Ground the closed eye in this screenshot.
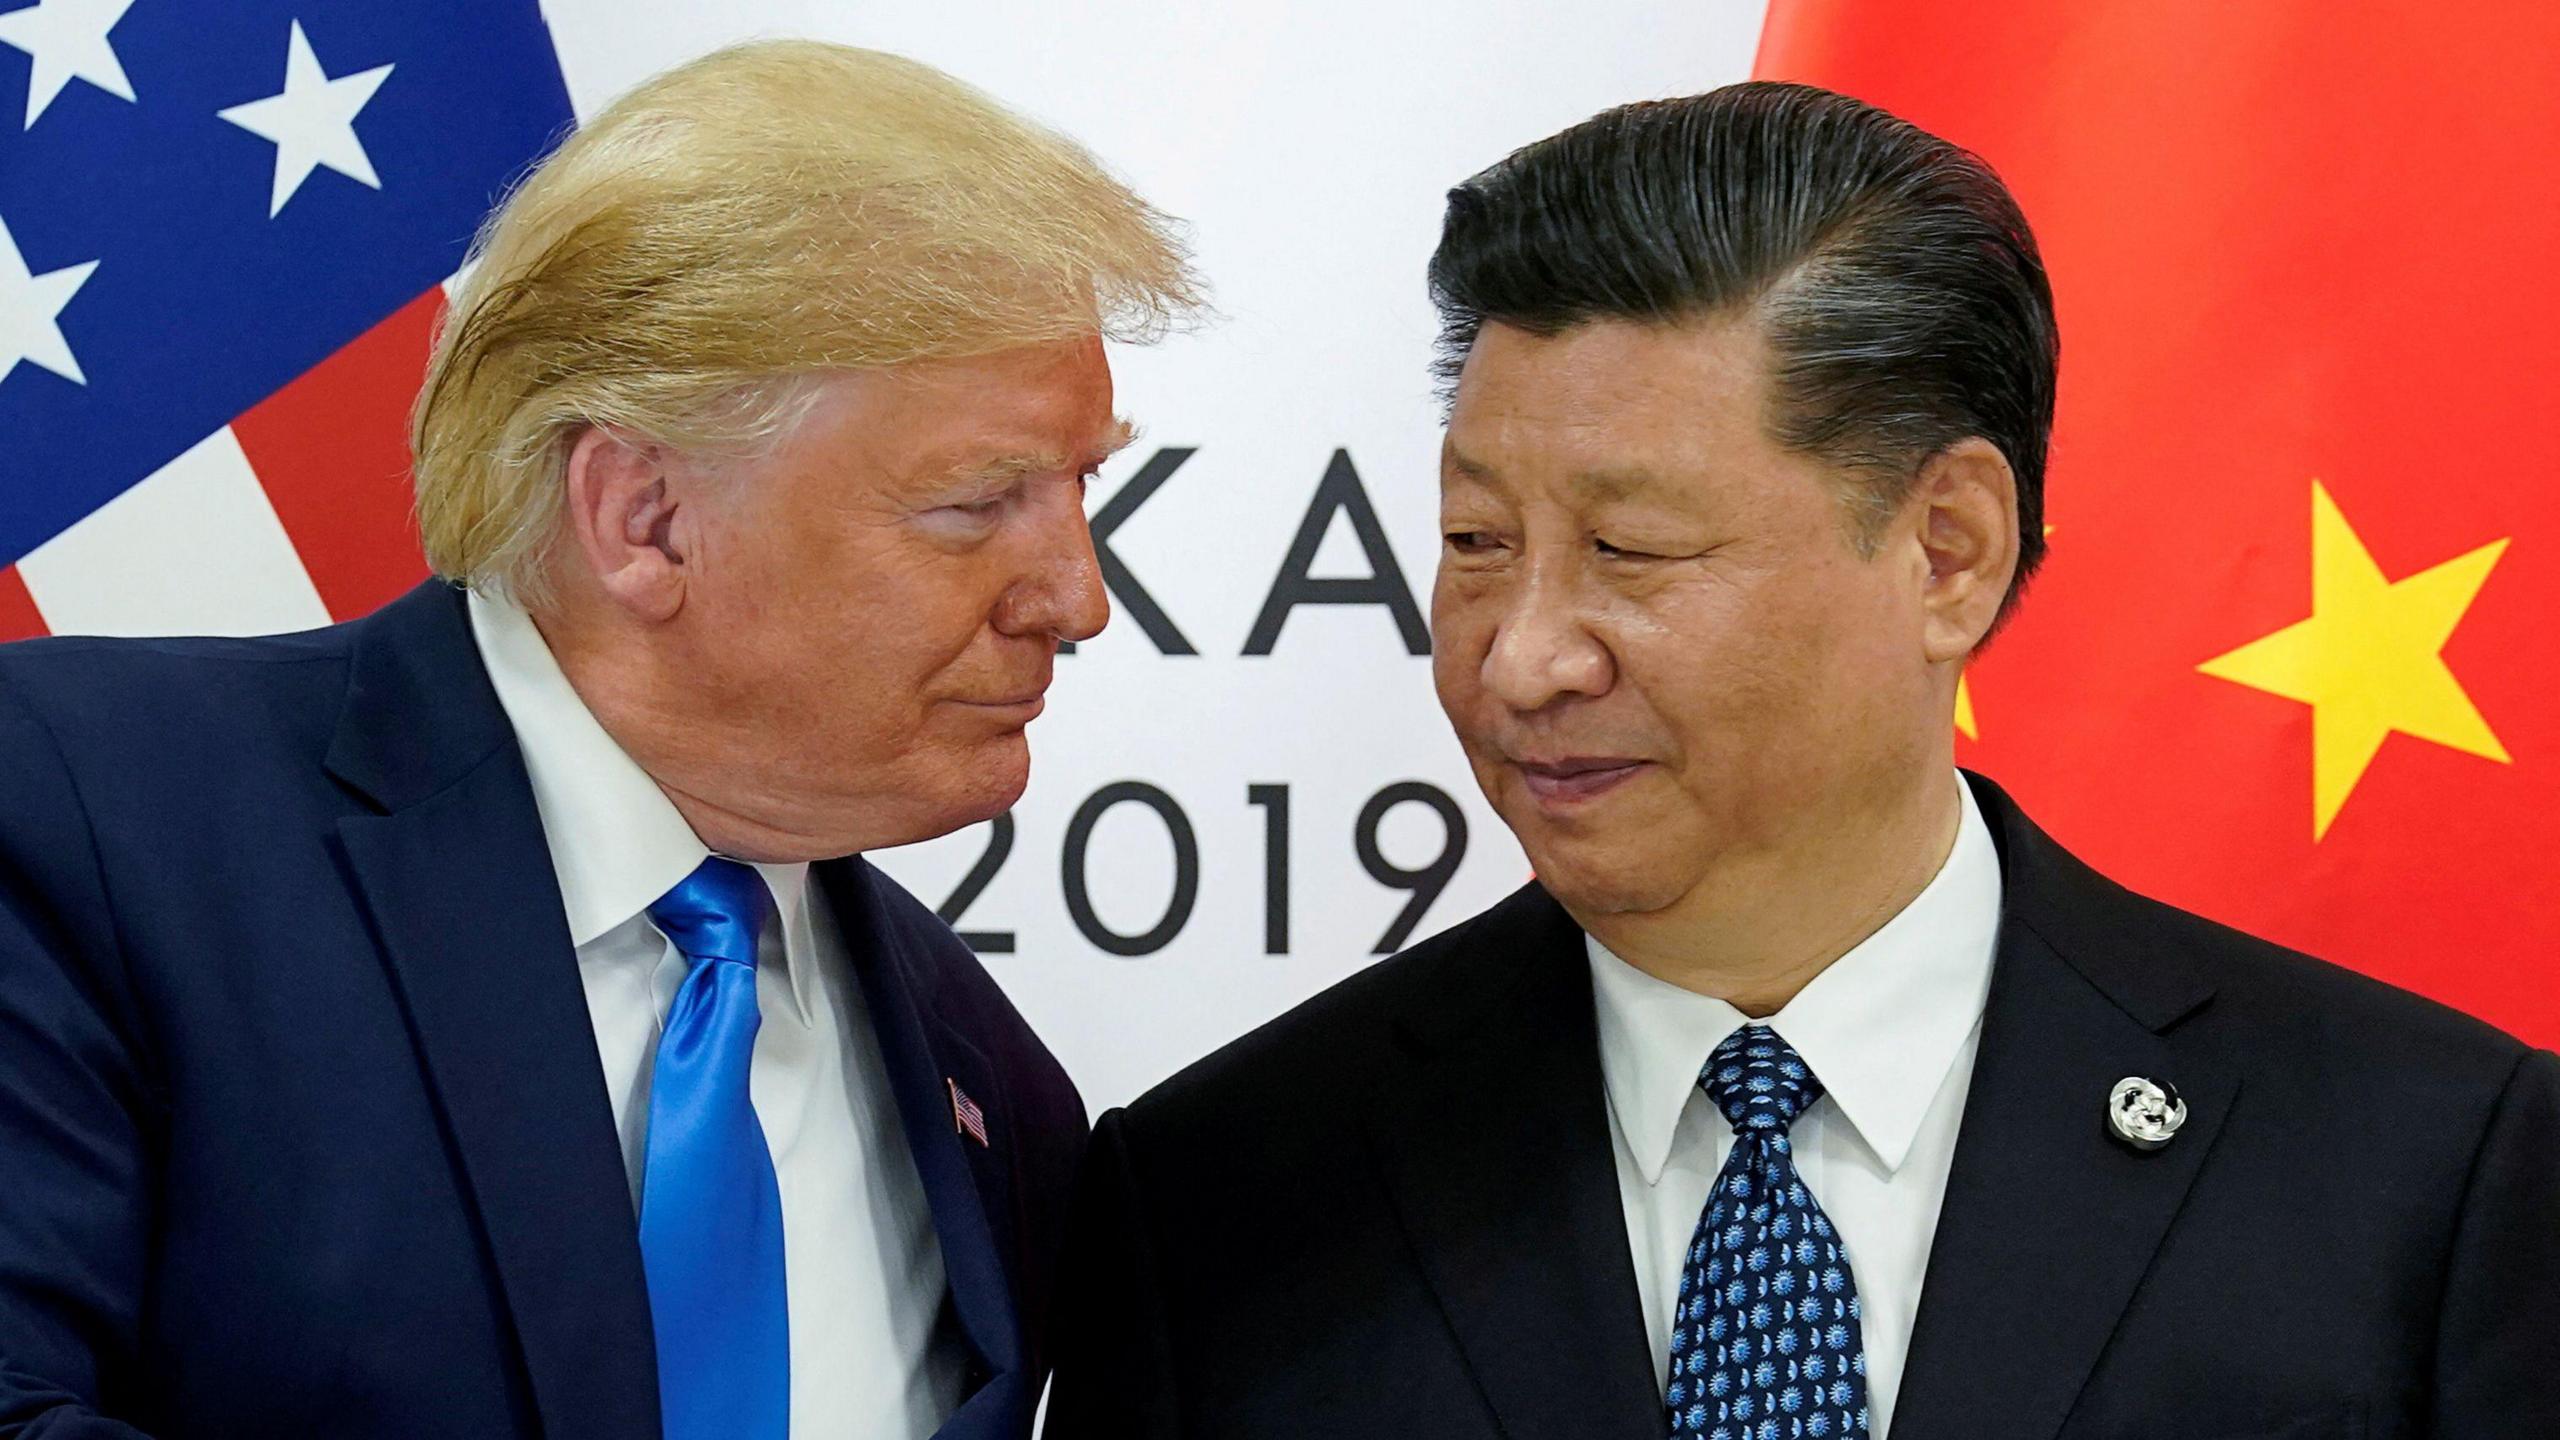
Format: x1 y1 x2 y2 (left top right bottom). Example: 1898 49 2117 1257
1597 537 1705 562
945 480 1028 519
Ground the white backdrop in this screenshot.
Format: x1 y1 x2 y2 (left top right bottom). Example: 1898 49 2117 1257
541 0 1772 1113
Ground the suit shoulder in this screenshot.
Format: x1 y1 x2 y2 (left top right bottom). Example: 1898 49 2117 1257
1124 884 1547 1132
858 861 1022 1026
859 862 1085 1131
2101 882 2534 1097
1978 775 2535 1107
0 625 352 759
0 623 350 676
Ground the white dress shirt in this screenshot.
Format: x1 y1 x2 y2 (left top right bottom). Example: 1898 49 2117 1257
1587 776 2002 1440
468 591 964 1440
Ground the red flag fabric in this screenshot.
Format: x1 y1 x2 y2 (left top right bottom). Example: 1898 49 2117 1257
230 288 444 625
1756 2 2560 1045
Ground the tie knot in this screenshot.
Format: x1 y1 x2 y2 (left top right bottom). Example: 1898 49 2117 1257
1699 1024 1825 1136
647 857 768 970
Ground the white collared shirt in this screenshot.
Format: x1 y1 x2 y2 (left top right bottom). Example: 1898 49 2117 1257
1587 776 2002 1440
468 591 964 1440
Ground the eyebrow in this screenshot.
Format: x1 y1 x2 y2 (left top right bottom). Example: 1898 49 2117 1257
946 416 1140 489
1568 467 1661 503
1445 446 1498 483
1444 444 1662 502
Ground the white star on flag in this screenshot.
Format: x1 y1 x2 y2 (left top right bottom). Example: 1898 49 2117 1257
216 19 395 218
0 211 99 386
0 0 139 130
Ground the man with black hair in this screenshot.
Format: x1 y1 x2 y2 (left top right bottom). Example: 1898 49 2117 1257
1044 82 2560 1440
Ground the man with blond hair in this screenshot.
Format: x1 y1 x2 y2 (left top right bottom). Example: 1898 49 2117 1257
0 40 1196 1440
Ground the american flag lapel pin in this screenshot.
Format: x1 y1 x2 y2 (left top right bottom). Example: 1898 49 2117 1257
948 1077 989 1146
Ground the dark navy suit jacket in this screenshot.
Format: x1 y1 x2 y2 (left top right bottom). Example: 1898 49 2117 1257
0 580 1087 1439
1046 773 2560 1440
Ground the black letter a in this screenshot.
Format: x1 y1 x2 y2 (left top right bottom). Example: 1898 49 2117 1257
1242 450 1430 657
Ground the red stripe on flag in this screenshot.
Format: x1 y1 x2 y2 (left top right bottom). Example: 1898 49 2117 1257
233 287 447 623
0 566 46 642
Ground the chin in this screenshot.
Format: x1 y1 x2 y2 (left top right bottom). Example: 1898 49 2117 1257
1511 818 1695 918
1534 856 1692 918
816 736 1029 852
956 734 1032 820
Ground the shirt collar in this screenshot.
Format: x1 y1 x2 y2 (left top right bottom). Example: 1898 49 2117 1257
466 590 817 1021
747 858 823 1026
1587 773 2003 1184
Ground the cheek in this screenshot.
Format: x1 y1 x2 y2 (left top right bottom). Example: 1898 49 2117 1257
910 574 1006 661
1613 575 1756 697
1430 635 1480 725
1614 570 1844 770
837 544 1002 666
1698 562 1915 780
712 507 890 641
1428 577 1492 713
1791 552 1920 700
721 542 995 734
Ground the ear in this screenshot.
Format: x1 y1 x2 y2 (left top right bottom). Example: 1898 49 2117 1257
560 425 688 624
1914 437 2020 664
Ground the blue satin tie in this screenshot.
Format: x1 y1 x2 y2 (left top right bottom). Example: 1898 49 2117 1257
640 857 789 1440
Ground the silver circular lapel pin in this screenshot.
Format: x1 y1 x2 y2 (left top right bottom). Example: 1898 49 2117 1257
2108 1076 2186 1152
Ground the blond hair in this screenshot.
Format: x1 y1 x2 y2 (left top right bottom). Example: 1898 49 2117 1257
413 40 1201 605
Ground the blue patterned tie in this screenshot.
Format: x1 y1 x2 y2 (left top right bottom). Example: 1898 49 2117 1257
1665 1024 1870 1440
639 857 789 1440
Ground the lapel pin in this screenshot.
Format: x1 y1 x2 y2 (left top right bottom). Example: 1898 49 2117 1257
2108 1076 2186 1152
948 1077 990 1147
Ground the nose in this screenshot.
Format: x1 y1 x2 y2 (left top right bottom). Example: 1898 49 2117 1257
1478 571 1612 712
993 479 1111 643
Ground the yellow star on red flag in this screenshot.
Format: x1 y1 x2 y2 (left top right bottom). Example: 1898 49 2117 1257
2197 480 2510 840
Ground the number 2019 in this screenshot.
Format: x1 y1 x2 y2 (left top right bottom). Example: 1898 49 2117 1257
933 780 1470 959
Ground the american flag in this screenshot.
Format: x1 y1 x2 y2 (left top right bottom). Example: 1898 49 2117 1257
0 0 573 641
947 1077 988 1147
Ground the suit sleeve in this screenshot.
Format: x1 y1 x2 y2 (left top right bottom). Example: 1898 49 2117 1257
2428 1046 2560 1437
0 673 160 1438
1041 1105 1181 1440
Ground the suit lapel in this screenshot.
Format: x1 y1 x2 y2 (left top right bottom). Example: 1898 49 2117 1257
329 583 658 1440
819 858 1027 1440
1892 776 2237 1440
1364 886 1665 1440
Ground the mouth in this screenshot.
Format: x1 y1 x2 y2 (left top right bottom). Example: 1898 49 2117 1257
1510 756 1650 806
954 692 1048 724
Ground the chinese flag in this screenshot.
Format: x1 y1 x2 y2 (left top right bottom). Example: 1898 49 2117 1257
1756 3 2560 1045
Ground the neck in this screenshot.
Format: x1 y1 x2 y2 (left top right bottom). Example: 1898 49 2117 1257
532 601 840 865
655 782 837 865
1580 767 1965 1016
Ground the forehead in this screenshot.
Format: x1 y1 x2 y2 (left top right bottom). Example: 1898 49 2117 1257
1444 316 1785 499
793 336 1124 483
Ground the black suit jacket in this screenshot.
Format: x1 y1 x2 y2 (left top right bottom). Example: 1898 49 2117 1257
0 580 1086 1439
1045 772 2560 1440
